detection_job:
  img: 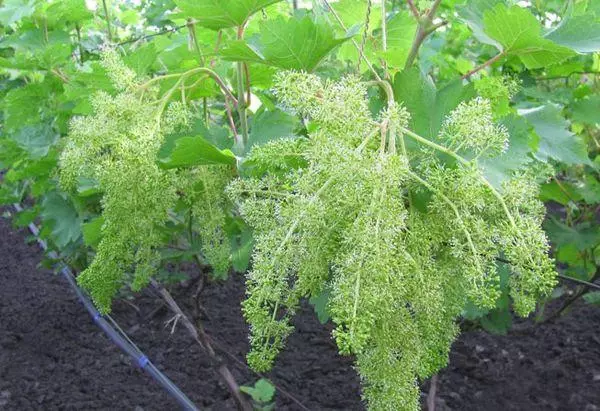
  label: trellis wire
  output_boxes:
[11,203,200,411]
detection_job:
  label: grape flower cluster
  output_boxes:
[59,50,233,313]
[227,71,556,410]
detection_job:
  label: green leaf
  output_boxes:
[231,229,253,272]
[226,215,254,272]
[40,192,82,248]
[123,43,157,76]
[539,180,582,205]
[378,11,417,68]
[589,1,600,16]
[584,292,600,305]
[3,83,47,131]
[46,0,93,25]
[158,133,236,169]
[82,216,104,248]
[462,264,511,334]
[545,219,600,252]
[309,287,331,324]
[571,95,600,125]
[332,0,382,33]
[480,308,512,335]
[483,4,575,69]
[174,0,282,30]
[247,107,298,152]
[76,176,101,197]
[575,175,600,204]
[14,207,38,227]
[480,115,536,188]
[0,0,35,26]
[521,104,591,166]
[10,123,58,159]
[221,15,353,71]
[240,379,275,403]
[393,68,475,138]
[393,68,436,137]
[546,10,600,53]
[456,0,504,48]
[331,0,382,64]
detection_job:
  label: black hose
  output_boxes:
[12,204,200,411]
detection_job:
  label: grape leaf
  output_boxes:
[309,287,331,324]
[174,0,282,30]
[123,43,157,76]
[230,225,253,272]
[76,177,101,197]
[483,4,576,69]
[158,134,236,169]
[10,123,58,159]
[546,10,600,53]
[0,0,35,26]
[40,192,82,248]
[539,180,582,205]
[46,0,93,25]
[240,379,275,403]
[393,68,475,139]
[3,83,46,131]
[584,292,600,305]
[331,0,381,64]
[576,175,600,204]
[247,107,298,151]
[480,115,536,188]
[220,16,353,71]
[82,216,104,249]
[379,11,417,68]
[456,0,504,48]
[545,219,600,251]
[571,95,600,125]
[521,104,592,166]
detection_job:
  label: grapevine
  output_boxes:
[1,0,598,410]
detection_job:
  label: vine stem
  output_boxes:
[399,125,517,228]
[542,269,600,323]
[407,0,420,19]
[427,374,439,411]
[461,52,505,80]
[150,280,253,411]
[137,67,238,105]
[428,0,443,19]
[236,25,250,147]
[404,0,445,69]
[101,0,113,43]
[321,0,382,82]
[187,19,206,66]
[75,23,84,64]
[186,20,211,126]
[203,334,311,411]
[381,0,388,78]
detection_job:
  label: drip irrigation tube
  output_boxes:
[12,204,200,411]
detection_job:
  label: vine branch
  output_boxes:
[150,280,253,411]
[404,0,446,69]
[461,52,505,80]
[101,0,113,43]
[407,0,420,19]
[236,25,250,147]
[137,67,238,106]
[321,0,382,82]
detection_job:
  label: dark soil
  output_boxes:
[1,212,600,411]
